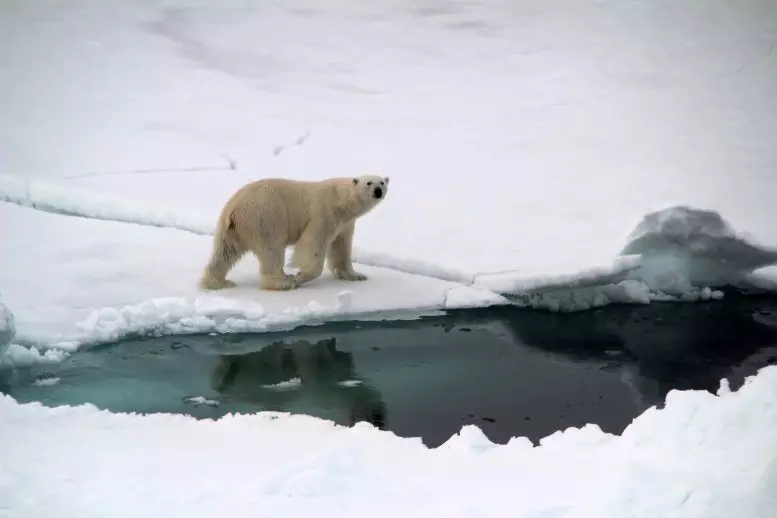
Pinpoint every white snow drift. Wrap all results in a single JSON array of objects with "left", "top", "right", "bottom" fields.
[{"left": 1, "top": 365, "right": 776, "bottom": 517}]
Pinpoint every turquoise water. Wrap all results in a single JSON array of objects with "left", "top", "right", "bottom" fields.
[{"left": 3, "top": 293, "right": 777, "bottom": 447}]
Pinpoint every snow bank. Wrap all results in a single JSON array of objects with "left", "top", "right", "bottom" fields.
[
  {"left": 743, "top": 266, "right": 777, "bottom": 292},
  {"left": 474, "top": 207, "right": 776, "bottom": 312},
  {"left": 622, "top": 206, "right": 777, "bottom": 295},
  {"left": 1, "top": 364, "right": 775, "bottom": 516},
  {"left": 0, "top": 344, "right": 68, "bottom": 367},
  {"left": 71, "top": 292, "right": 450, "bottom": 347}
]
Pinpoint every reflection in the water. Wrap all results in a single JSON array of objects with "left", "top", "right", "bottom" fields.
[
  {"left": 198, "top": 294, "right": 777, "bottom": 443},
  {"left": 484, "top": 294, "right": 777, "bottom": 407},
  {"left": 210, "top": 338, "right": 387, "bottom": 430}
]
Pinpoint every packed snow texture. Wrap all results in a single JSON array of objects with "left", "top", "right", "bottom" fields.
[{"left": 1, "top": 365, "right": 776, "bottom": 517}]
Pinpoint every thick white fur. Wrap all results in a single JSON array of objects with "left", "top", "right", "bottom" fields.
[{"left": 199, "top": 175, "right": 389, "bottom": 291}]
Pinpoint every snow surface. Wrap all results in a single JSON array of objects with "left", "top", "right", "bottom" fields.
[{"left": 1, "top": 366, "right": 776, "bottom": 517}]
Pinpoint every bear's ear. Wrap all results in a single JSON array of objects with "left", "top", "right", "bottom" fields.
[
  {"left": 353, "top": 178, "right": 359, "bottom": 185},
  {"left": 384, "top": 176, "right": 390, "bottom": 184}
]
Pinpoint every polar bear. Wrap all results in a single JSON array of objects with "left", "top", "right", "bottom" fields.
[{"left": 199, "top": 175, "right": 389, "bottom": 291}]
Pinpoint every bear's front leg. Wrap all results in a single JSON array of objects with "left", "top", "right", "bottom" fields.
[
  {"left": 327, "top": 223, "right": 368, "bottom": 282},
  {"left": 291, "top": 232, "right": 327, "bottom": 287}
]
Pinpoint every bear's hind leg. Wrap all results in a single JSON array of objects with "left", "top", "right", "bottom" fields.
[
  {"left": 200, "top": 233, "right": 245, "bottom": 290},
  {"left": 327, "top": 223, "right": 367, "bottom": 281},
  {"left": 291, "top": 232, "right": 326, "bottom": 287},
  {"left": 253, "top": 244, "right": 298, "bottom": 291}
]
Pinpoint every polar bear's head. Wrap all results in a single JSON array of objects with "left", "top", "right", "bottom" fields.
[{"left": 352, "top": 174, "right": 389, "bottom": 208}]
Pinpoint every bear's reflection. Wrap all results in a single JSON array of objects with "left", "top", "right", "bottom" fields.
[{"left": 210, "top": 337, "right": 386, "bottom": 429}]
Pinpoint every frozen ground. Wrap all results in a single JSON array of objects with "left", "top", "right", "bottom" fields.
[{"left": 2, "top": 0, "right": 777, "bottom": 514}]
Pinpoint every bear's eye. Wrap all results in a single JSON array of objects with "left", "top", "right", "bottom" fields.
[{"left": 367, "top": 181, "right": 372, "bottom": 186}]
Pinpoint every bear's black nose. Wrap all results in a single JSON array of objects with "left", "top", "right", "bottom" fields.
[{"left": 374, "top": 187, "right": 383, "bottom": 199}]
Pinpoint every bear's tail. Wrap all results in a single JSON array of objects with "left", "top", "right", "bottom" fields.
[
  {"left": 199, "top": 210, "right": 245, "bottom": 289},
  {"left": 213, "top": 209, "right": 243, "bottom": 257}
]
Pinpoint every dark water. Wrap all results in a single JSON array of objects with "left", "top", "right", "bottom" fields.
[{"left": 3, "top": 293, "right": 777, "bottom": 447}]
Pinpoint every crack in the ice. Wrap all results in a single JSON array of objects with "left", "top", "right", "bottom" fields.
[
  {"left": 715, "top": 43, "right": 777, "bottom": 80},
  {"left": 61, "top": 155, "right": 237, "bottom": 180},
  {"left": 0, "top": 188, "right": 213, "bottom": 236}
]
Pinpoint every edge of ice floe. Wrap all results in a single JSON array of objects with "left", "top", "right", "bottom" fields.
[
  {"left": 474, "top": 254, "right": 643, "bottom": 293},
  {"left": 1, "top": 277, "right": 727, "bottom": 366},
  {"left": 1, "top": 287, "right": 497, "bottom": 365}
]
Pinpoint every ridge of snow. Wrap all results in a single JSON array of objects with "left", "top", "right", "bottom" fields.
[{"left": 0, "top": 364, "right": 775, "bottom": 516}]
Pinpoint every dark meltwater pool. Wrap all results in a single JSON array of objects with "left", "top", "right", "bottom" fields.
[{"left": 3, "top": 293, "right": 777, "bottom": 447}]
